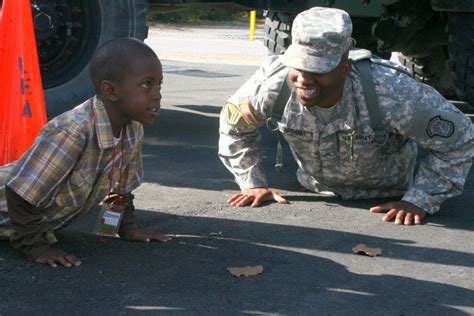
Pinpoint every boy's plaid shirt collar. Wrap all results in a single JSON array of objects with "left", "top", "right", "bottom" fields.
[
  {"left": 94, "top": 96, "right": 124, "bottom": 149},
  {"left": 93, "top": 96, "right": 142, "bottom": 153}
]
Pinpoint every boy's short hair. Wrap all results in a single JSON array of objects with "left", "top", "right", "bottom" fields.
[{"left": 89, "top": 38, "right": 158, "bottom": 91}]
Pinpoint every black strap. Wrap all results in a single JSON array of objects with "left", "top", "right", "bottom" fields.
[
  {"left": 266, "top": 72, "right": 291, "bottom": 131},
  {"left": 275, "top": 132, "right": 283, "bottom": 172},
  {"left": 266, "top": 72, "right": 291, "bottom": 171},
  {"left": 352, "top": 60, "right": 387, "bottom": 145}
]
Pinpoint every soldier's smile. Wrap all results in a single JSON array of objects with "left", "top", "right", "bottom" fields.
[
  {"left": 296, "top": 86, "right": 319, "bottom": 101},
  {"left": 288, "top": 61, "right": 350, "bottom": 108}
]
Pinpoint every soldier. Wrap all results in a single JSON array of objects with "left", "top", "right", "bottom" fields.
[{"left": 218, "top": 7, "right": 473, "bottom": 225}]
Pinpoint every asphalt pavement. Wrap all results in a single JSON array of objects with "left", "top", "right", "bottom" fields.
[{"left": 0, "top": 24, "right": 472, "bottom": 315}]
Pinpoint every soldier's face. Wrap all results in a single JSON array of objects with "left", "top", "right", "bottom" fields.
[{"left": 288, "top": 60, "right": 351, "bottom": 108}]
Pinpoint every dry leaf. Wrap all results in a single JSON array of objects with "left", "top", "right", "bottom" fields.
[
  {"left": 227, "top": 265, "right": 264, "bottom": 278},
  {"left": 352, "top": 243, "right": 382, "bottom": 257}
]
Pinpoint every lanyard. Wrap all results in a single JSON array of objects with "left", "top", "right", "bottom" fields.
[{"left": 108, "top": 128, "right": 125, "bottom": 206}]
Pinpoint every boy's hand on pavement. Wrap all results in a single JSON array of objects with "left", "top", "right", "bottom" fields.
[
  {"left": 121, "top": 228, "right": 172, "bottom": 243},
  {"left": 370, "top": 201, "right": 427, "bottom": 225},
  {"left": 35, "top": 248, "right": 81, "bottom": 268},
  {"left": 227, "top": 187, "right": 288, "bottom": 207}
]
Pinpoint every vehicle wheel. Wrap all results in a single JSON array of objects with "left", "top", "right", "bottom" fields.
[
  {"left": 36, "top": 0, "right": 149, "bottom": 118},
  {"left": 352, "top": 17, "right": 391, "bottom": 59},
  {"left": 447, "top": 12, "right": 474, "bottom": 106},
  {"left": 397, "top": 47, "right": 457, "bottom": 99},
  {"left": 262, "top": 11, "right": 390, "bottom": 59},
  {"left": 263, "top": 10, "right": 294, "bottom": 55}
]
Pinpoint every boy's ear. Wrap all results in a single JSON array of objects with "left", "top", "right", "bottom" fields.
[{"left": 100, "top": 80, "right": 119, "bottom": 102}]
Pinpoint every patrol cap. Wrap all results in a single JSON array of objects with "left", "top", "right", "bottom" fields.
[{"left": 282, "top": 7, "right": 354, "bottom": 74}]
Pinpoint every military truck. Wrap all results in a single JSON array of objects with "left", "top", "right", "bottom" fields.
[
  {"left": 259, "top": 0, "right": 474, "bottom": 111},
  {"left": 1, "top": 0, "right": 472, "bottom": 117}
]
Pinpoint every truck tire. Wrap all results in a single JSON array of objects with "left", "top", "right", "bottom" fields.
[
  {"left": 351, "top": 17, "right": 391, "bottom": 59},
  {"left": 448, "top": 12, "right": 474, "bottom": 106},
  {"left": 397, "top": 47, "right": 457, "bottom": 99},
  {"left": 263, "top": 11, "right": 390, "bottom": 58},
  {"left": 39, "top": 0, "right": 149, "bottom": 118},
  {"left": 263, "top": 10, "right": 294, "bottom": 55}
]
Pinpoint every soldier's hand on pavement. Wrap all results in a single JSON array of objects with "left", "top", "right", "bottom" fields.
[
  {"left": 35, "top": 248, "right": 82, "bottom": 268},
  {"left": 121, "top": 228, "right": 172, "bottom": 243},
  {"left": 227, "top": 187, "right": 288, "bottom": 207},
  {"left": 370, "top": 201, "right": 427, "bottom": 225}
]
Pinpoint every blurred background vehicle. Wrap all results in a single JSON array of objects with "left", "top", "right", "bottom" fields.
[{"left": 1, "top": 0, "right": 472, "bottom": 117}]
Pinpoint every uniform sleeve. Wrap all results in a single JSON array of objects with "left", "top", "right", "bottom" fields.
[
  {"left": 6, "top": 127, "right": 84, "bottom": 207},
  {"left": 218, "top": 55, "right": 287, "bottom": 190},
  {"left": 375, "top": 68, "right": 474, "bottom": 214}
]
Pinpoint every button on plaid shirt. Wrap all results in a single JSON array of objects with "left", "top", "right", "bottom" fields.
[{"left": 0, "top": 96, "right": 144, "bottom": 238}]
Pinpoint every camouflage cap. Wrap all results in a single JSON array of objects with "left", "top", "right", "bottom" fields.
[{"left": 282, "top": 7, "right": 354, "bottom": 74}]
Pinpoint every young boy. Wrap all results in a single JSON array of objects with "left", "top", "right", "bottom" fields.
[{"left": 0, "top": 38, "right": 171, "bottom": 268}]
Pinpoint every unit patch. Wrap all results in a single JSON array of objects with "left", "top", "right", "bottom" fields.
[
  {"left": 239, "top": 101, "right": 258, "bottom": 125},
  {"left": 426, "top": 115, "right": 455, "bottom": 138}
]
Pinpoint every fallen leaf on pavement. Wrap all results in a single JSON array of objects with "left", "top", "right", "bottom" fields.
[
  {"left": 227, "top": 265, "right": 264, "bottom": 277},
  {"left": 352, "top": 243, "right": 382, "bottom": 257}
]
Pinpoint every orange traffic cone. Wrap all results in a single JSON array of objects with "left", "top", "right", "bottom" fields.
[
  {"left": 0, "top": 6, "right": 3, "bottom": 141},
  {"left": 0, "top": 0, "right": 47, "bottom": 166}
]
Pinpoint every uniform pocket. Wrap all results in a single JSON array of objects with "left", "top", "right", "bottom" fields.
[
  {"left": 323, "top": 132, "right": 387, "bottom": 187},
  {"left": 285, "top": 134, "right": 320, "bottom": 176}
]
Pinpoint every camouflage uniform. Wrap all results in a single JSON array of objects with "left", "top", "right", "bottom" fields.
[{"left": 218, "top": 7, "right": 474, "bottom": 214}]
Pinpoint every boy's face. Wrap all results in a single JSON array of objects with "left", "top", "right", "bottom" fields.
[{"left": 112, "top": 56, "right": 163, "bottom": 125}]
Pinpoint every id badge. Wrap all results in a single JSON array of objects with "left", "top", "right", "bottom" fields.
[{"left": 95, "top": 202, "right": 124, "bottom": 237}]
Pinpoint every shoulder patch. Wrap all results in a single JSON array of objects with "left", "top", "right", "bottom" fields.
[
  {"left": 225, "top": 102, "right": 242, "bottom": 125},
  {"left": 225, "top": 101, "right": 258, "bottom": 126},
  {"left": 426, "top": 115, "right": 455, "bottom": 138},
  {"left": 238, "top": 101, "right": 258, "bottom": 125},
  {"left": 408, "top": 108, "right": 464, "bottom": 143}
]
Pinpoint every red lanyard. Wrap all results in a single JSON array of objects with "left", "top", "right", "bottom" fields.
[{"left": 108, "top": 128, "right": 125, "bottom": 206}]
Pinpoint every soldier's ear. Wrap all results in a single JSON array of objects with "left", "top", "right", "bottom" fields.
[
  {"left": 341, "top": 60, "right": 352, "bottom": 78},
  {"left": 100, "top": 80, "right": 119, "bottom": 102}
]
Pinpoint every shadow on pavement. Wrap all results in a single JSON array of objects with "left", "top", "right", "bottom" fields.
[
  {"left": 0, "top": 211, "right": 472, "bottom": 314},
  {"left": 142, "top": 107, "right": 474, "bottom": 231},
  {"left": 142, "top": 107, "right": 300, "bottom": 192},
  {"left": 285, "top": 193, "right": 474, "bottom": 233}
]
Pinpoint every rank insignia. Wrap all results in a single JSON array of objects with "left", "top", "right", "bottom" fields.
[
  {"left": 225, "top": 102, "right": 242, "bottom": 125},
  {"left": 225, "top": 101, "right": 258, "bottom": 126},
  {"left": 427, "top": 115, "right": 455, "bottom": 138}
]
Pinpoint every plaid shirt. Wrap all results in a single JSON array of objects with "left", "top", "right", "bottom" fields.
[{"left": 0, "top": 96, "right": 144, "bottom": 239}]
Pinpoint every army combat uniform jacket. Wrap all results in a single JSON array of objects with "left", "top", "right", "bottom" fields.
[
  {"left": 219, "top": 55, "right": 474, "bottom": 214},
  {"left": 0, "top": 96, "right": 143, "bottom": 259}
]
